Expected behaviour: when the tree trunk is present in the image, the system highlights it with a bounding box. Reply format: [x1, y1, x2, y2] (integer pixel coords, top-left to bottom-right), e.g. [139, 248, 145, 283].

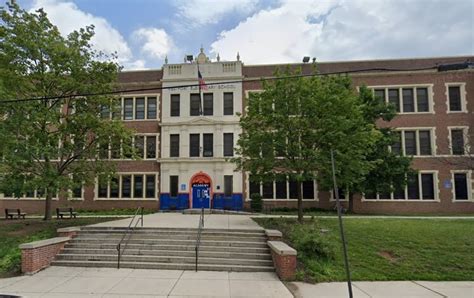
[297, 180, 303, 223]
[44, 189, 52, 220]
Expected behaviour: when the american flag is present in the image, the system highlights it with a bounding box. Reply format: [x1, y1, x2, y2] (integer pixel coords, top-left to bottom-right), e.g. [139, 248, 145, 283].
[198, 70, 208, 90]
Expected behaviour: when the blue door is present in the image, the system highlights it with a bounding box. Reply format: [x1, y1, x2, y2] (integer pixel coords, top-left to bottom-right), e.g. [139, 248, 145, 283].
[192, 184, 210, 208]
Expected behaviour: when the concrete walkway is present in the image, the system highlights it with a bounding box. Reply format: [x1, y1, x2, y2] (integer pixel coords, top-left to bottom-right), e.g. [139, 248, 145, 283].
[288, 280, 474, 297]
[89, 212, 263, 230]
[0, 266, 292, 297]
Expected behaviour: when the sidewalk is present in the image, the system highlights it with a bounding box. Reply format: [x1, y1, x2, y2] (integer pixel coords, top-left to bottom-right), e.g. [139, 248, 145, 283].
[287, 280, 474, 297]
[0, 266, 292, 297]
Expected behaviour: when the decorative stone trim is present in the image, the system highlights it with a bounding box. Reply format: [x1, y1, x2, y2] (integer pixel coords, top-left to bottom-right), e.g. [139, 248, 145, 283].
[265, 229, 283, 241]
[19, 237, 70, 274]
[268, 240, 297, 281]
[57, 226, 81, 238]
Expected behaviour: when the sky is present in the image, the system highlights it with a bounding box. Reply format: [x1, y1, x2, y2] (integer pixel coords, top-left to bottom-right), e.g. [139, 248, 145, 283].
[10, 0, 474, 70]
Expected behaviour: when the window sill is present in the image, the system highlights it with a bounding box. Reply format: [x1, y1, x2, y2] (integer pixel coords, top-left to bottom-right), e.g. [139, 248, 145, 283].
[451, 199, 474, 203]
[94, 198, 158, 201]
[447, 111, 468, 114]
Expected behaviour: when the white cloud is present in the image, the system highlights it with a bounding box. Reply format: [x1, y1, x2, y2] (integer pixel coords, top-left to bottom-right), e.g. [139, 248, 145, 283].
[173, 0, 259, 27]
[211, 0, 474, 64]
[30, 0, 145, 68]
[132, 28, 174, 59]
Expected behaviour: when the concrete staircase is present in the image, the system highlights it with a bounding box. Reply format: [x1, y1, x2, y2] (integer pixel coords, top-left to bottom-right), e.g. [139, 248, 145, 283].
[52, 227, 274, 272]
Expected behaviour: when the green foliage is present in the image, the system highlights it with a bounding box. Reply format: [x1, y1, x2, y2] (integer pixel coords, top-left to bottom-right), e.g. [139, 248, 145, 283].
[0, 1, 136, 218]
[250, 193, 263, 212]
[288, 223, 336, 260]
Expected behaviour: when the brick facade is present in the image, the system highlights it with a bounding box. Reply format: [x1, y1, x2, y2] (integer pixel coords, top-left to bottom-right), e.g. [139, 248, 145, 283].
[20, 237, 70, 274]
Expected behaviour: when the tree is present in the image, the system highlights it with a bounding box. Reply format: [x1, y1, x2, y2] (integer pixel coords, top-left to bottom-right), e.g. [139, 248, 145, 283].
[0, 1, 135, 220]
[233, 67, 382, 222]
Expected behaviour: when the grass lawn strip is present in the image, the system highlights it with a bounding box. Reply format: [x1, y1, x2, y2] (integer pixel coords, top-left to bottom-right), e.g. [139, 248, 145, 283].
[254, 218, 474, 282]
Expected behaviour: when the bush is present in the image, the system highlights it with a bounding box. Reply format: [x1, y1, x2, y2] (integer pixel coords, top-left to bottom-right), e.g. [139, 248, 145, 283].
[250, 193, 263, 212]
[290, 224, 336, 260]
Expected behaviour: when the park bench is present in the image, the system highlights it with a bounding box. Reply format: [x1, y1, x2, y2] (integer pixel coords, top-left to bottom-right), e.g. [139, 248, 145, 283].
[5, 208, 27, 219]
[56, 207, 77, 219]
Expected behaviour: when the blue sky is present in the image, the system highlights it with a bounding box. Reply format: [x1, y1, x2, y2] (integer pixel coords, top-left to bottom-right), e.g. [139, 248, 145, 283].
[11, 0, 474, 70]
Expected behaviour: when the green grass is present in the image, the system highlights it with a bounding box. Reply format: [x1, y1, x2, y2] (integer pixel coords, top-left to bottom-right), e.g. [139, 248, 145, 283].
[254, 217, 474, 282]
[0, 217, 120, 278]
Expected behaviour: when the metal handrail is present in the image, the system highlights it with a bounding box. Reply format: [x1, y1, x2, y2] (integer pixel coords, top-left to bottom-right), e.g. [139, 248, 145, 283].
[195, 207, 205, 271]
[117, 206, 144, 269]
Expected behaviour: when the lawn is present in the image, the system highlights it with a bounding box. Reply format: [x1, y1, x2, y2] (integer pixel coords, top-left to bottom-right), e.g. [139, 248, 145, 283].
[0, 217, 121, 278]
[254, 217, 474, 282]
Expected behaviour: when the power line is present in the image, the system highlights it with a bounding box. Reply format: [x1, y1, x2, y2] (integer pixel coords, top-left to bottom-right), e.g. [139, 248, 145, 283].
[0, 65, 441, 104]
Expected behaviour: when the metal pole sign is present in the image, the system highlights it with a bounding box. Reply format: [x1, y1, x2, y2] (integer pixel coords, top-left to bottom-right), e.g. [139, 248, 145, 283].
[331, 149, 353, 298]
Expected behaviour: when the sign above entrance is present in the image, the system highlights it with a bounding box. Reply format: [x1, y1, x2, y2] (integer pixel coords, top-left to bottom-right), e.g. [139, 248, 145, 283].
[168, 83, 237, 92]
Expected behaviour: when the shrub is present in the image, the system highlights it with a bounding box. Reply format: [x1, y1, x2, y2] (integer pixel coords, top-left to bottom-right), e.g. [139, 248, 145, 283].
[250, 193, 263, 212]
[290, 224, 336, 260]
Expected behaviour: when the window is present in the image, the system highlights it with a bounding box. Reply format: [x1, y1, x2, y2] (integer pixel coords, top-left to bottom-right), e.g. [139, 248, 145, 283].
[400, 129, 433, 156]
[275, 180, 287, 198]
[147, 97, 157, 119]
[170, 175, 178, 197]
[135, 97, 145, 120]
[249, 176, 260, 196]
[135, 136, 145, 158]
[124, 98, 133, 120]
[203, 93, 213, 116]
[289, 179, 298, 199]
[388, 89, 400, 112]
[448, 86, 462, 111]
[110, 138, 121, 159]
[404, 131, 417, 155]
[190, 94, 201, 116]
[453, 173, 469, 200]
[402, 88, 414, 112]
[416, 88, 429, 112]
[145, 175, 156, 198]
[170, 94, 180, 117]
[365, 173, 436, 201]
[418, 130, 432, 156]
[451, 129, 465, 155]
[374, 89, 385, 103]
[224, 92, 234, 115]
[170, 134, 180, 157]
[122, 175, 131, 198]
[262, 182, 273, 199]
[302, 180, 315, 199]
[110, 177, 119, 198]
[146, 136, 156, 159]
[224, 175, 233, 197]
[421, 173, 434, 200]
[223, 133, 234, 157]
[203, 133, 213, 157]
[391, 131, 402, 155]
[407, 174, 420, 199]
[134, 175, 143, 198]
[98, 176, 108, 198]
[189, 134, 200, 157]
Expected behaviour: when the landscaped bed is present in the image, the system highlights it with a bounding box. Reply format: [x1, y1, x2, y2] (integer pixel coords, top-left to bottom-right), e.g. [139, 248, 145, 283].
[254, 217, 474, 282]
[0, 217, 121, 278]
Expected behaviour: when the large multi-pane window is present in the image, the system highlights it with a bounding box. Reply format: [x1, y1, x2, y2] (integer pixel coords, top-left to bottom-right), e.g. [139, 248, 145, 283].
[170, 134, 180, 157]
[364, 172, 437, 200]
[203, 93, 213, 116]
[224, 175, 233, 197]
[98, 135, 157, 160]
[121, 96, 158, 120]
[453, 172, 470, 200]
[223, 133, 234, 157]
[190, 94, 201, 116]
[223, 92, 234, 115]
[170, 94, 180, 116]
[189, 134, 200, 157]
[450, 128, 465, 155]
[250, 176, 317, 200]
[370, 86, 432, 113]
[96, 174, 156, 199]
[203, 133, 213, 157]
[391, 129, 434, 156]
[170, 175, 179, 197]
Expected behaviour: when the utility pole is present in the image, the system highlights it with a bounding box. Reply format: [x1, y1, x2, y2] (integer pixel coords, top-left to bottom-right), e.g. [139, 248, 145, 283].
[331, 149, 353, 298]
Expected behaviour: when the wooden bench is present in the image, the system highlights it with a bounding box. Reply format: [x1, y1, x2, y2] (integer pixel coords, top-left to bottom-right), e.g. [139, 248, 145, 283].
[5, 208, 27, 219]
[56, 207, 77, 219]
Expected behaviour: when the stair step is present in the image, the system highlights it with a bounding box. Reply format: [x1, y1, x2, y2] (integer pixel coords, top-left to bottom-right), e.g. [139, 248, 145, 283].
[81, 227, 264, 234]
[70, 238, 268, 248]
[56, 254, 273, 266]
[51, 260, 275, 272]
[74, 234, 266, 242]
[60, 248, 272, 260]
[79, 230, 265, 237]
[64, 243, 270, 253]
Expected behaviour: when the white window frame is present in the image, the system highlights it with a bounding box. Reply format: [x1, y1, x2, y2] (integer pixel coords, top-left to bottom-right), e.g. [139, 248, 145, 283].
[451, 170, 473, 202]
[395, 127, 437, 157]
[94, 173, 158, 200]
[447, 126, 469, 156]
[368, 84, 434, 114]
[68, 174, 84, 201]
[445, 83, 467, 113]
[246, 175, 318, 201]
[121, 94, 160, 121]
[361, 171, 439, 202]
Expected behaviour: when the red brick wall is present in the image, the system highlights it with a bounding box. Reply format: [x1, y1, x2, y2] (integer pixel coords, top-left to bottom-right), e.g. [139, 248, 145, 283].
[270, 250, 297, 281]
[21, 241, 67, 274]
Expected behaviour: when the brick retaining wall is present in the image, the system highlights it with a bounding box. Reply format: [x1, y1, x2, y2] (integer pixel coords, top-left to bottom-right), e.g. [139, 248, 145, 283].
[20, 237, 70, 274]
